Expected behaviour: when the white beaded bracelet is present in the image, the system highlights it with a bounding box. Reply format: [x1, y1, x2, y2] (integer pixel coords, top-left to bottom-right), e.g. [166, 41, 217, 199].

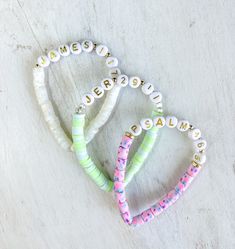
[33, 40, 121, 151]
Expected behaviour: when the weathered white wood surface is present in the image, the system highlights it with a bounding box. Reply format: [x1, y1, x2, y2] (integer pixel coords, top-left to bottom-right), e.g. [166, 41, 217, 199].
[0, 0, 235, 248]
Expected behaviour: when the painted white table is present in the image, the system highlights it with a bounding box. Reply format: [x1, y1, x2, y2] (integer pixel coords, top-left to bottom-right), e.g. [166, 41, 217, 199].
[0, 0, 235, 248]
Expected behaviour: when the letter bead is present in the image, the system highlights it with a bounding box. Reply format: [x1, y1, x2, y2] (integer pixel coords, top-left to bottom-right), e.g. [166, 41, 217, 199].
[149, 91, 162, 104]
[109, 68, 121, 79]
[188, 128, 202, 140]
[70, 42, 82, 55]
[81, 40, 94, 52]
[82, 93, 95, 106]
[37, 55, 50, 67]
[91, 86, 104, 99]
[129, 124, 142, 136]
[153, 116, 166, 128]
[140, 118, 153, 130]
[129, 76, 141, 88]
[96, 44, 108, 57]
[177, 120, 190, 132]
[193, 139, 207, 152]
[101, 78, 114, 91]
[58, 44, 70, 56]
[141, 83, 154, 95]
[193, 153, 206, 164]
[166, 116, 178, 128]
[47, 50, 60, 62]
[106, 57, 118, 68]
[117, 75, 129, 87]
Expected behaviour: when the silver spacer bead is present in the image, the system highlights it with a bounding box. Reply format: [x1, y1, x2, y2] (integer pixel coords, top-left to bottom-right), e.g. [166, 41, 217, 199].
[75, 104, 86, 114]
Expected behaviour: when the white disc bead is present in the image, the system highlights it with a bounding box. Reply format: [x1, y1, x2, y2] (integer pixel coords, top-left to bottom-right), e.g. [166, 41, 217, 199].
[140, 118, 153, 130]
[101, 78, 114, 91]
[188, 128, 202, 140]
[166, 116, 178, 128]
[70, 42, 82, 55]
[193, 139, 207, 152]
[150, 91, 162, 104]
[141, 83, 154, 95]
[153, 116, 166, 128]
[117, 75, 129, 87]
[177, 120, 190, 132]
[58, 44, 70, 56]
[82, 93, 95, 106]
[129, 76, 141, 88]
[81, 40, 94, 52]
[109, 68, 121, 79]
[37, 55, 50, 67]
[129, 124, 142, 136]
[106, 57, 118, 68]
[48, 50, 60, 62]
[96, 44, 108, 57]
[91, 86, 104, 99]
[193, 153, 206, 164]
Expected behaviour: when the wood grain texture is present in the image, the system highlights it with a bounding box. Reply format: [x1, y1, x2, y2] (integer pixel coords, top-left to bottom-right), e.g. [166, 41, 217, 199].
[0, 0, 235, 248]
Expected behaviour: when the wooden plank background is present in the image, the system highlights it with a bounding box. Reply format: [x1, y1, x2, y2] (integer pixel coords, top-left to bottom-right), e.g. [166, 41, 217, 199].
[0, 0, 235, 248]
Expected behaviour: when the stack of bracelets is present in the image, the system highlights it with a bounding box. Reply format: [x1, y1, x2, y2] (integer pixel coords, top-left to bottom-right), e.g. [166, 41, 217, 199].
[33, 39, 207, 227]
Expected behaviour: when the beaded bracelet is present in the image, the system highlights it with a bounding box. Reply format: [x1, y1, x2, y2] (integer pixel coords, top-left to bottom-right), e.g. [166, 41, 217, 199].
[72, 76, 163, 192]
[33, 40, 122, 151]
[114, 116, 207, 226]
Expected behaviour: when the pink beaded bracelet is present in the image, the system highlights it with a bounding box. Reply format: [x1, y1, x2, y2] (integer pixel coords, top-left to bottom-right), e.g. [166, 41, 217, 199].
[114, 115, 207, 227]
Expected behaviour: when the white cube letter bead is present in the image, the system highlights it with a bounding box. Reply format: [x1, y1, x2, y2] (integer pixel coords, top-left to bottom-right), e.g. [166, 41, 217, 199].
[117, 75, 129, 87]
[58, 44, 70, 56]
[101, 78, 114, 91]
[91, 86, 104, 99]
[149, 91, 162, 104]
[141, 83, 154, 95]
[109, 68, 121, 79]
[140, 118, 153, 130]
[177, 120, 190, 132]
[82, 93, 95, 106]
[129, 124, 142, 136]
[193, 153, 206, 164]
[81, 40, 94, 53]
[37, 55, 50, 67]
[129, 76, 141, 88]
[188, 128, 202, 140]
[48, 50, 60, 62]
[70, 42, 82, 55]
[153, 116, 166, 128]
[193, 139, 207, 152]
[106, 57, 118, 68]
[166, 116, 178, 128]
[96, 44, 108, 57]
